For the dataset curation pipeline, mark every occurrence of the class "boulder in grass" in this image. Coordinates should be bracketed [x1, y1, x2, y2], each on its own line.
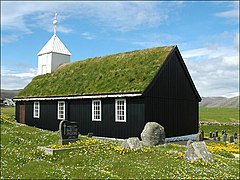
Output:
[121, 137, 142, 150]
[141, 122, 165, 146]
[184, 140, 214, 162]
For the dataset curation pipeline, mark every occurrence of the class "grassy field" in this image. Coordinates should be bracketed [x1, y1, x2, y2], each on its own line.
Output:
[1, 106, 15, 115]
[200, 108, 239, 123]
[1, 106, 239, 179]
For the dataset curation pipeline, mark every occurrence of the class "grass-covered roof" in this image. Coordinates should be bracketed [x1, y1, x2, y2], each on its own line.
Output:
[16, 46, 174, 98]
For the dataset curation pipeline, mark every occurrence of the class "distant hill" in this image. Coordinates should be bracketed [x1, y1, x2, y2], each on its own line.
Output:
[200, 96, 239, 108]
[1, 89, 21, 99]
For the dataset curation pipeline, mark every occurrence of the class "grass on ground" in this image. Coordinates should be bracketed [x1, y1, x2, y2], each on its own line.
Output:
[1, 107, 239, 179]
[1, 106, 15, 116]
[200, 108, 239, 123]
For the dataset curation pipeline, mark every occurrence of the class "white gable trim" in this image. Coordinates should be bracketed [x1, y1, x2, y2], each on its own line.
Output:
[14, 93, 142, 101]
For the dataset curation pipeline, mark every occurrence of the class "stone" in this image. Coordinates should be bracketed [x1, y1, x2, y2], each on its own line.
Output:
[229, 136, 234, 143]
[213, 136, 216, 141]
[215, 130, 218, 137]
[222, 133, 227, 142]
[209, 132, 213, 138]
[216, 137, 220, 141]
[184, 140, 214, 162]
[200, 130, 204, 140]
[87, 132, 93, 137]
[59, 120, 79, 145]
[234, 133, 238, 139]
[121, 137, 142, 150]
[141, 122, 165, 146]
[187, 140, 193, 146]
[196, 132, 203, 141]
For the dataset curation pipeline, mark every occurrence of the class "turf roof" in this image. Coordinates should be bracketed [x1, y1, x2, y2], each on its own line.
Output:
[16, 46, 174, 98]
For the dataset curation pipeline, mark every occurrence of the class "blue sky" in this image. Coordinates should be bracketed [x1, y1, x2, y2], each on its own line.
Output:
[1, 1, 239, 97]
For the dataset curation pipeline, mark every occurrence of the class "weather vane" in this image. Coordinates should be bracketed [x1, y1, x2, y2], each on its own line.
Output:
[53, 12, 57, 35]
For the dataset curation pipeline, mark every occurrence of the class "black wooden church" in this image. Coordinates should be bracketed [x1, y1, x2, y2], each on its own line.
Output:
[14, 44, 201, 139]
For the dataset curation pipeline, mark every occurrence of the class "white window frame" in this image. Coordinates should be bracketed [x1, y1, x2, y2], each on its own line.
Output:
[33, 101, 40, 118]
[115, 99, 126, 122]
[92, 100, 102, 121]
[58, 101, 65, 120]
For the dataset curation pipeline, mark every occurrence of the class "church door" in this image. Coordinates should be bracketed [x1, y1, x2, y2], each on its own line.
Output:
[42, 65, 47, 74]
[19, 103, 26, 124]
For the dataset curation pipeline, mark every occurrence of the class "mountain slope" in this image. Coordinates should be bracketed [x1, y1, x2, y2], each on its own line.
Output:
[1, 89, 21, 99]
[200, 96, 239, 108]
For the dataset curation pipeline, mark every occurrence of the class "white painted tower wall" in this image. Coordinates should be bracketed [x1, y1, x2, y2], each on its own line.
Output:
[38, 53, 70, 75]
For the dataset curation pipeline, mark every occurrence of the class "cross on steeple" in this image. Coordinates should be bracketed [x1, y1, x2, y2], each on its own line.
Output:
[53, 12, 57, 35]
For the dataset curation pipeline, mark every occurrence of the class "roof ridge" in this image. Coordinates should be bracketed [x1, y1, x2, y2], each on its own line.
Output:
[17, 46, 174, 98]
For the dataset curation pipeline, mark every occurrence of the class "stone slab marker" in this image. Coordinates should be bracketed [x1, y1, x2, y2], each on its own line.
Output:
[196, 133, 201, 141]
[222, 133, 227, 143]
[184, 140, 214, 162]
[59, 120, 79, 145]
[209, 132, 212, 138]
[229, 136, 234, 143]
[201, 130, 204, 140]
[234, 133, 238, 139]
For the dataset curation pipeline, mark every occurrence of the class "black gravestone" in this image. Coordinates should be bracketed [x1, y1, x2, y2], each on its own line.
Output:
[59, 120, 79, 145]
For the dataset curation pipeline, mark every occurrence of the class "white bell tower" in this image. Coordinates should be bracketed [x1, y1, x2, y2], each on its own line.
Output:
[38, 13, 71, 75]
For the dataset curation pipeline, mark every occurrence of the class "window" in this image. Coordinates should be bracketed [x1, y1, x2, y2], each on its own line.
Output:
[92, 100, 101, 121]
[115, 99, 126, 122]
[58, 101, 65, 120]
[33, 101, 40, 118]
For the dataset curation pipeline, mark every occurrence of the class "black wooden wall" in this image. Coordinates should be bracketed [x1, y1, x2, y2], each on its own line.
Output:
[16, 101, 59, 131]
[16, 97, 145, 139]
[143, 48, 200, 137]
[69, 98, 145, 139]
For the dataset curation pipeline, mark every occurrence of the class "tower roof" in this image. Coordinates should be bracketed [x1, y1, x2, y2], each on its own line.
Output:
[37, 34, 72, 56]
[38, 13, 71, 56]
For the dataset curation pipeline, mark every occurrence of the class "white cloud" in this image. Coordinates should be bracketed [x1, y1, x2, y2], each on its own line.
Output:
[216, 9, 239, 18]
[1, 66, 37, 90]
[182, 39, 239, 98]
[131, 33, 181, 49]
[1, 1, 175, 43]
[2, 34, 19, 43]
[80, 32, 95, 40]
[182, 48, 212, 59]
[234, 32, 239, 50]
[215, 2, 239, 20]
[81, 2, 167, 32]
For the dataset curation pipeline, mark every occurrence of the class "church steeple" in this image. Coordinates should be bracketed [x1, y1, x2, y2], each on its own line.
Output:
[37, 13, 71, 75]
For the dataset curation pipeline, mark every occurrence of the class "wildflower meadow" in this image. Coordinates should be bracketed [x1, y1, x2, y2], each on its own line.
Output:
[1, 107, 239, 179]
